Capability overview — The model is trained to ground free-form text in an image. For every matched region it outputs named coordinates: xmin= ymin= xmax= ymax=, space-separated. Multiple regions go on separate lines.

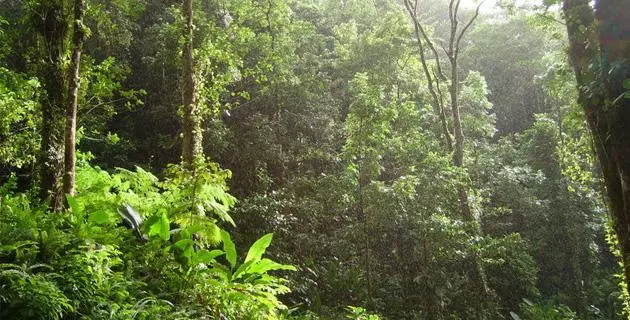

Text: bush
xmin=0 ymin=160 xmax=295 ymax=319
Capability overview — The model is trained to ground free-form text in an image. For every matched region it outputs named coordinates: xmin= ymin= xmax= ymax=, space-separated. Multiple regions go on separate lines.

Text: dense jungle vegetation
xmin=1 ymin=0 xmax=630 ymax=319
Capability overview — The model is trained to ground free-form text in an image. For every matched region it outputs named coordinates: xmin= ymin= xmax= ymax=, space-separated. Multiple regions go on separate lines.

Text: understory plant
xmin=0 ymin=159 xmax=295 ymax=319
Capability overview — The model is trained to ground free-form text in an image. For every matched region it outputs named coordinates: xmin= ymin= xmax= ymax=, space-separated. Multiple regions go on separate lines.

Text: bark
xmin=37 ymin=0 xmax=68 ymax=212
xmin=63 ymin=0 xmax=85 ymax=199
xmin=181 ymin=0 xmax=202 ymax=167
xmin=563 ymin=0 xmax=630 ymax=299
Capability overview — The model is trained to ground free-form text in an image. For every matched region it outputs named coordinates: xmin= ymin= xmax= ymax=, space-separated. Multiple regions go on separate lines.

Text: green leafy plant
xmin=345 ymin=306 xmax=382 ymax=320
xmin=510 ymin=299 xmax=579 ymax=320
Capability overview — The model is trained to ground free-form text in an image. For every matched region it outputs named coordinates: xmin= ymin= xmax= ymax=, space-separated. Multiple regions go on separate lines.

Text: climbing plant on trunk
xmin=181 ymin=0 xmax=202 ymax=167
xmin=562 ymin=0 xmax=630 ymax=307
xmin=34 ymin=0 xmax=69 ymax=211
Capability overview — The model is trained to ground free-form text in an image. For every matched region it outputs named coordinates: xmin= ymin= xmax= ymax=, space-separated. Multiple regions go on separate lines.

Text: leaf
xmin=173 ymin=239 xmax=194 ymax=250
xmin=66 ymin=194 xmax=80 ymax=214
xmin=232 ymin=260 xmax=255 ymax=280
xmin=221 ymin=230 xmax=237 ymax=269
xmin=210 ymin=263 xmax=232 ymax=281
xmin=509 ymin=311 xmax=522 ymax=320
xmin=148 ymin=212 xmax=170 ymax=241
xmin=88 ymin=211 xmax=111 ymax=225
xmin=623 ymin=78 xmax=630 ymax=90
xmin=194 ymin=249 xmax=224 ymax=265
xmin=242 ymin=258 xmax=296 ymax=276
xmin=244 ymin=233 xmax=273 ymax=264
xmin=173 ymin=239 xmax=195 ymax=260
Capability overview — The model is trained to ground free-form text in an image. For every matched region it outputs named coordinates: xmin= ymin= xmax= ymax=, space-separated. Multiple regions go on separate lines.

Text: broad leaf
xmin=247 ymin=259 xmax=296 ymax=275
xmin=66 ymin=195 xmax=80 ymax=214
xmin=88 ymin=211 xmax=110 ymax=225
xmin=221 ymin=230 xmax=237 ymax=269
xmin=173 ymin=239 xmax=194 ymax=251
xmin=194 ymin=249 xmax=224 ymax=265
xmin=234 ymin=258 xmax=296 ymax=280
xmin=244 ymin=233 xmax=273 ymax=264
xmin=148 ymin=212 xmax=170 ymax=241
xmin=233 ymin=260 xmax=256 ymax=280
xmin=173 ymin=239 xmax=195 ymax=260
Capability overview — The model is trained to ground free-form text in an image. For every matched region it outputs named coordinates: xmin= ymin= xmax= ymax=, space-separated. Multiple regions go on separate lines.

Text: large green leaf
xmin=234 ymin=258 xmax=296 ymax=280
xmin=221 ymin=230 xmax=237 ymax=269
xmin=88 ymin=211 xmax=110 ymax=225
xmin=173 ymin=239 xmax=194 ymax=251
xmin=194 ymin=249 xmax=224 ymax=265
xmin=244 ymin=233 xmax=273 ymax=264
xmin=66 ymin=195 xmax=80 ymax=214
xmin=173 ymin=239 xmax=195 ymax=260
xmin=232 ymin=260 xmax=255 ymax=280
xmin=148 ymin=212 xmax=170 ymax=241
xmin=248 ymin=259 xmax=296 ymax=274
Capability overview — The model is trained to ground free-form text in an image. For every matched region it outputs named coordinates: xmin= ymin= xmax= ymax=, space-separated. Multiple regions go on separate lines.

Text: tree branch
xmin=455 ymin=1 xmax=483 ymax=56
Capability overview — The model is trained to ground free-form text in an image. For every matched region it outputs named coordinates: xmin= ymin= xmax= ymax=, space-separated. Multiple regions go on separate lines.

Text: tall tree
xmin=403 ymin=0 xmax=490 ymax=300
xmin=35 ymin=0 xmax=69 ymax=211
xmin=181 ymin=0 xmax=201 ymax=166
xmin=63 ymin=0 xmax=86 ymax=197
xmin=562 ymin=0 xmax=630 ymax=301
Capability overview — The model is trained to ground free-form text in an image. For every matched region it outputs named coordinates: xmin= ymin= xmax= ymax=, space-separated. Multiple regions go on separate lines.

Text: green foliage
xmin=0 ymin=160 xmax=295 ymax=319
xmin=0 ymin=263 xmax=73 ymax=320
xmin=511 ymin=299 xmax=579 ymax=320
xmin=345 ymin=306 xmax=382 ymax=320
xmin=0 ymin=67 xmax=40 ymax=169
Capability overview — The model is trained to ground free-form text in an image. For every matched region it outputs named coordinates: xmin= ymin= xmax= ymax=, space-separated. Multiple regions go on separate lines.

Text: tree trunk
xmin=403 ymin=0 xmax=453 ymax=151
xmin=63 ymin=0 xmax=85 ymax=199
xmin=448 ymin=56 xmax=472 ymax=217
xmin=446 ymin=1 xmax=490 ymax=300
xmin=404 ymin=0 xmax=490 ymax=303
xmin=449 ymin=50 xmax=490 ymax=300
xmin=563 ymin=0 xmax=630 ymax=299
xmin=181 ymin=0 xmax=202 ymax=167
xmin=37 ymin=0 xmax=68 ymax=212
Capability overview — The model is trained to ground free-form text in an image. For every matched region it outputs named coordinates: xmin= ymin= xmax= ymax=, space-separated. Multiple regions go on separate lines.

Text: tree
xmin=181 ymin=0 xmax=201 ymax=166
xmin=34 ymin=0 xmax=69 ymax=211
xmin=562 ymin=0 xmax=630 ymax=301
xmin=63 ymin=0 xmax=86 ymax=197
xmin=403 ymin=0 xmax=490 ymax=300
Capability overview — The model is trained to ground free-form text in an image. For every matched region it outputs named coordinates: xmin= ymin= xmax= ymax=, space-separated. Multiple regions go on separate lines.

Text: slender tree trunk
xmin=448 ymin=57 xmax=471 ymax=217
xmin=404 ymin=0 xmax=453 ymax=151
xmin=404 ymin=0 xmax=490 ymax=304
xmin=448 ymin=52 xmax=490 ymax=301
xmin=63 ymin=0 xmax=85 ymax=198
xmin=37 ymin=0 xmax=68 ymax=212
xmin=563 ymin=0 xmax=630 ymax=300
xmin=446 ymin=0 xmax=490 ymax=300
xmin=181 ymin=0 xmax=202 ymax=167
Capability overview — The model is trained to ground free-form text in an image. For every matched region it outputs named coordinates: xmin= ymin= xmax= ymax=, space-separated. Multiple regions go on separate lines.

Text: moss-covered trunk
xmin=37 ymin=0 xmax=68 ymax=211
xmin=564 ymin=0 xmax=630 ymax=300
